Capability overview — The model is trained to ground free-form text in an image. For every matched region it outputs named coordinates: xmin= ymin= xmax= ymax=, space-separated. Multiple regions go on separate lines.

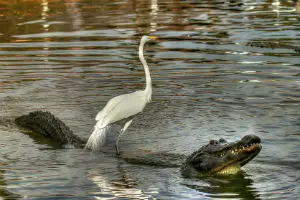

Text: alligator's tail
xmin=85 ymin=125 xmax=110 ymax=151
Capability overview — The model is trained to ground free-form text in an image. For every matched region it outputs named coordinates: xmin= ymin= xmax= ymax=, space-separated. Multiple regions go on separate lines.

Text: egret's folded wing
xmin=95 ymin=94 xmax=127 ymax=121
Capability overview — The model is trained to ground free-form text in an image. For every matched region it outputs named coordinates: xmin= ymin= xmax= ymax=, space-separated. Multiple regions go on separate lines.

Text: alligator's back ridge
xmin=15 ymin=111 xmax=85 ymax=148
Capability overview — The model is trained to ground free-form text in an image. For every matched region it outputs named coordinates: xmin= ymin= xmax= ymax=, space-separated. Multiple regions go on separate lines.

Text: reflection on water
xmin=0 ymin=0 xmax=300 ymax=199
xmin=0 ymin=167 xmax=21 ymax=199
xmin=183 ymin=172 xmax=261 ymax=200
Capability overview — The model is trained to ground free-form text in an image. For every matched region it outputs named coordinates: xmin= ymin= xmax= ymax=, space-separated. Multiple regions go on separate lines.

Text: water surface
xmin=0 ymin=0 xmax=299 ymax=199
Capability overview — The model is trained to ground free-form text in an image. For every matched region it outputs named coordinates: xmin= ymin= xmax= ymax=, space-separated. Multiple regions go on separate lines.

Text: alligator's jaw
xmin=216 ymin=165 xmax=240 ymax=175
xmin=181 ymin=135 xmax=262 ymax=177
xmin=210 ymin=141 xmax=261 ymax=175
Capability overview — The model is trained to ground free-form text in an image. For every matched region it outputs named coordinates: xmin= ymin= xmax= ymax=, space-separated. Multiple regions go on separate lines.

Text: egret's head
xmin=141 ymin=35 xmax=158 ymax=43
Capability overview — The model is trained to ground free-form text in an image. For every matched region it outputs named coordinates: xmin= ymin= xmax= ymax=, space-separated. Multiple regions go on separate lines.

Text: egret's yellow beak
xmin=149 ymin=36 xmax=158 ymax=40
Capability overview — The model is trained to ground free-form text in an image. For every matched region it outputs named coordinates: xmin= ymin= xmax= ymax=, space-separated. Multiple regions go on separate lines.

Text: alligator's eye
xmin=209 ymin=140 xmax=219 ymax=145
xmin=219 ymin=138 xmax=226 ymax=143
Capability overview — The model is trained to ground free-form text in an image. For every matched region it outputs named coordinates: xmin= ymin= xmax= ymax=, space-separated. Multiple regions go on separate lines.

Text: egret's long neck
xmin=139 ymin=41 xmax=152 ymax=102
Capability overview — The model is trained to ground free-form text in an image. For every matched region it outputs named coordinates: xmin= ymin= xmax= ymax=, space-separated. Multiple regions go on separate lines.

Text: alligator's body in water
xmin=15 ymin=111 xmax=261 ymax=177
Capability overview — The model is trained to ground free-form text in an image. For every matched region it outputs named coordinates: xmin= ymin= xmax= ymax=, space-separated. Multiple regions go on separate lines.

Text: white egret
xmin=85 ymin=35 xmax=156 ymax=154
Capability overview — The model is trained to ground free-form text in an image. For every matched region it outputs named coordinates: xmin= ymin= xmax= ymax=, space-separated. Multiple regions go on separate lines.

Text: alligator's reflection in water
xmin=86 ymin=156 xmax=262 ymax=199
xmin=183 ymin=172 xmax=261 ymax=200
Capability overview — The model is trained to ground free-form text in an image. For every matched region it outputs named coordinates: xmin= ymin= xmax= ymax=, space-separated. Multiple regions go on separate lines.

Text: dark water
xmin=0 ymin=0 xmax=300 ymax=199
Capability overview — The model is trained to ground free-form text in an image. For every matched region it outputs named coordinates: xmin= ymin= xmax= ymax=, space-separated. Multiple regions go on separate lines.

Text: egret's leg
xmin=116 ymin=119 xmax=133 ymax=155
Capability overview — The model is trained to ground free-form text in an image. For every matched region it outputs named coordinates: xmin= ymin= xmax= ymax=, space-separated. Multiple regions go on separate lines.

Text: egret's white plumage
xmin=85 ymin=35 xmax=154 ymax=154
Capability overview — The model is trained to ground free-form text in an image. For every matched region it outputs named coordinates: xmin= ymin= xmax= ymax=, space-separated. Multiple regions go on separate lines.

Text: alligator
xmin=15 ymin=111 xmax=262 ymax=177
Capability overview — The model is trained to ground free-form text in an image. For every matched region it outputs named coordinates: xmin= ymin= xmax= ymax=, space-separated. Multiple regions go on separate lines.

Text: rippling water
xmin=0 ymin=0 xmax=299 ymax=199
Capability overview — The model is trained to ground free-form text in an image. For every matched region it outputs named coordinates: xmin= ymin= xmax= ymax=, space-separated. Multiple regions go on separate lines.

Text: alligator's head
xmin=181 ymin=135 xmax=261 ymax=177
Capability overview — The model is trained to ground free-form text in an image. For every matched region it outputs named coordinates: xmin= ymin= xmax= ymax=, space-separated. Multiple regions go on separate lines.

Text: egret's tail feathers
xmin=85 ymin=126 xmax=109 ymax=151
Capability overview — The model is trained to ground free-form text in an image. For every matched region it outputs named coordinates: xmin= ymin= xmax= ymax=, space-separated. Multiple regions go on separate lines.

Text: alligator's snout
xmin=241 ymin=134 xmax=261 ymax=144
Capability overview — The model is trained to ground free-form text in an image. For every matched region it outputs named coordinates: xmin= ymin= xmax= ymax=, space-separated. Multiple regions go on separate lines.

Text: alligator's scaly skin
xmin=121 ymin=149 xmax=186 ymax=167
xmin=15 ymin=111 xmax=85 ymax=148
